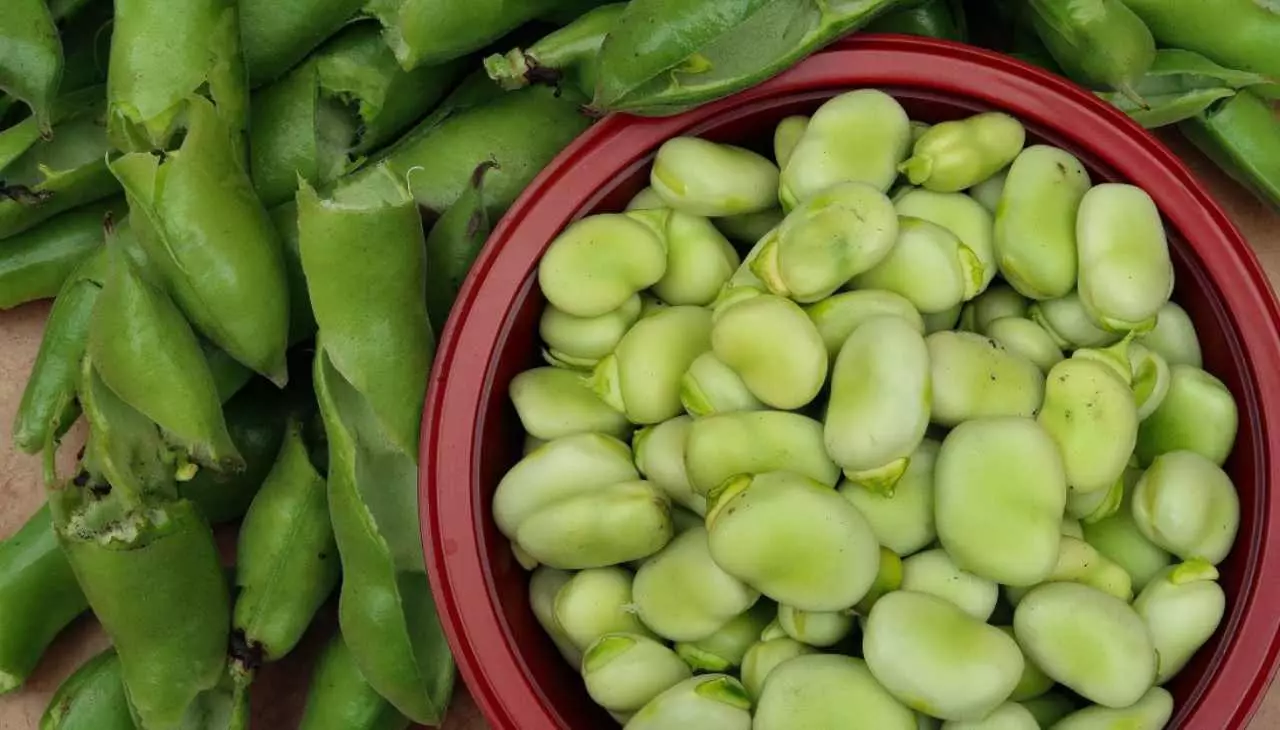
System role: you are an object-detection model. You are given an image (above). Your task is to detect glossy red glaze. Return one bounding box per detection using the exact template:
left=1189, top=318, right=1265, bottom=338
left=421, top=35, right=1280, bottom=730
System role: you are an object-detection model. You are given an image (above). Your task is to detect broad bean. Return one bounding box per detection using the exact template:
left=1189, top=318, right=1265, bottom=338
left=773, top=115, right=809, bottom=169
left=740, top=638, right=816, bottom=700
left=1134, top=561, right=1225, bottom=683
left=995, top=146, right=1090, bottom=299
left=1019, top=692, right=1078, bottom=727
left=1100, top=48, right=1272, bottom=128
left=593, top=305, right=713, bottom=424
left=923, top=303, right=964, bottom=334
left=840, top=440, right=939, bottom=556
left=807, top=289, right=925, bottom=359
left=297, top=632, right=412, bottom=730
left=529, top=567, right=582, bottom=666
left=969, top=168, right=1007, bottom=213
left=853, top=218, right=984, bottom=313
left=539, top=213, right=668, bottom=318
left=1082, top=481, right=1172, bottom=593
left=632, top=527, right=760, bottom=643
left=985, top=317, right=1064, bottom=372
left=555, top=568, right=655, bottom=652
left=927, top=330, right=1045, bottom=427
left=684, top=410, right=838, bottom=496
left=633, top=416, right=706, bottom=515
left=1135, top=364, right=1238, bottom=466
left=540, top=295, right=643, bottom=370
left=1132, top=450, right=1240, bottom=565
left=1076, top=184, right=1174, bottom=331
left=1137, top=302, right=1202, bottom=368
left=584, top=633, right=692, bottom=715
left=901, top=548, right=998, bottom=621
left=1038, top=358, right=1138, bottom=494
left=516, top=480, right=673, bottom=569
left=711, top=294, right=827, bottom=409
left=1028, top=292, right=1124, bottom=349
left=1066, top=472, right=1124, bottom=524
left=679, top=352, right=764, bottom=418
left=900, top=112, right=1026, bottom=193
left=940, top=703, right=1038, bottom=730
left=754, top=655, right=916, bottom=730
left=777, top=604, right=855, bottom=649
left=623, top=675, right=751, bottom=730
left=1004, top=536, right=1133, bottom=606
left=713, top=208, right=785, bottom=246
left=650, top=137, right=779, bottom=217
left=652, top=213, right=741, bottom=306
left=958, top=284, right=1027, bottom=333
left=239, top=0, right=363, bottom=86
left=676, top=602, right=775, bottom=671
left=1051, top=687, right=1172, bottom=730
left=511, top=367, right=631, bottom=441
left=993, top=627, right=1054, bottom=703
left=896, top=189, right=998, bottom=289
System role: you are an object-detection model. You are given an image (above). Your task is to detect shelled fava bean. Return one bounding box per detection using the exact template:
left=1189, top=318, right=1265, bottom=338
left=495, top=88, right=1242, bottom=729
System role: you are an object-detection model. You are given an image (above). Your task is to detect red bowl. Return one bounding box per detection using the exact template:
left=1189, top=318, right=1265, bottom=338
left=421, top=35, right=1280, bottom=730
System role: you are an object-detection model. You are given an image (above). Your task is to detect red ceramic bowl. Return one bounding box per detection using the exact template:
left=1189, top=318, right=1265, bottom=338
left=421, top=35, right=1280, bottom=730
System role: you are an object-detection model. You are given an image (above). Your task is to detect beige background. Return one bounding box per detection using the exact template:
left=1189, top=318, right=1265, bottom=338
left=0, top=133, right=1277, bottom=729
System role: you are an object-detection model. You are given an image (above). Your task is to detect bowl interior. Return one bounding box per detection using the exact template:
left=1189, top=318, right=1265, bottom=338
left=464, top=89, right=1263, bottom=728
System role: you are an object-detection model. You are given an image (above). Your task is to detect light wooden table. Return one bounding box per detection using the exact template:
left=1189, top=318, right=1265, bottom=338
left=0, top=132, right=1276, bottom=730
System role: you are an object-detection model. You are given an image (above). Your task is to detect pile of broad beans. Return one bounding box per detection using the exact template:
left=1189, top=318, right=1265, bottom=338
left=0, top=0, right=1269, bottom=728
left=500, top=91, right=1242, bottom=729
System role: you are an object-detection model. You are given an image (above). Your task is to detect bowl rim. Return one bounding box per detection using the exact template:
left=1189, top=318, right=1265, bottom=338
left=421, top=34, right=1280, bottom=730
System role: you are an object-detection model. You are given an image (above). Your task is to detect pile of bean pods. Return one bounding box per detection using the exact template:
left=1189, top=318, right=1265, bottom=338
left=501, top=90, right=1242, bottom=729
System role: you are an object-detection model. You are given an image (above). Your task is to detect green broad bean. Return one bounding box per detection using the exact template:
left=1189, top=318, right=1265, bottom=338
left=1117, top=0, right=1280, bottom=83
left=993, top=627, right=1054, bottom=703
left=585, top=633, right=692, bottom=715
left=777, top=604, right=855, bottom=648
left=493, top=433, right=638, bottom=538
left=511, top=367, right=631, bottom=441
left=864, top=591, right=1025, bottom=722
left=107, top=0, right=247, bottom=155
left=752, top=182, right=899, bottom=302
left=740, top=638, right=817, bottom=700
left=626, top=187, right=666, bottom=212
left=592, top=305, right=713, bottom=424
left=958, top=284, right=1027, bottom=334
left=1076, top=184, right=1174, bottom=331
left=852, top=217, right=983, bottom=314
left=1019, top=692, right=1078, bottom=727
left=1051, top=687, right=1172, bottom=730
left=484, top=3, right=627, bottom=96
left=88, top=246, right=241, bottom=470
left=711, top=294, right=827, bottom=409
left=839, top=439, right=939, bottom=556
left=713, top=208, right=785, bottom=246
left=826, top=316, right=931, bottom=491
left=1067, top=473, right=1124, bottom=524
left=39, top=649, right=135, bottom=730
left=1062, top=517, right=1085, bottom=539
left=676, top=602, right=775, bottom=671
left=1028, top=292, right=1124, bottom=349
left=555, top=568, right=656, bottom=652
left=652, top=212, right=741, bottom=306
left=985, top=317, right=1064, bottom=373
left=1134, top=561, right=1225, bottom=683
left=901, top=548, right=999, bottom=621
left=968, top=168, right=1007, bottom=213
left=1128, top=342, right=1172, bottom=419
left=1005, top=537, right=1134, bottom=606
left=633, top=416, right=706, bottom=516
left=807, top=290, right=925, bottom=359
left=680, top=352, right=765, bottom=418
left=1099, top=48, right=1272, bottom=129
left=706, top=471, right=881, bottom=612
left=1181, top=90, right=1280, bottom=212
left=1027, top=0, right=1155, bottom=103
left=773, top=115, right=809, bottom=169
left=781, top=90, right=913, bottom=206
left=590, top=0, right=902, bottom=116
left=650, top=137, right=779, bottom=217
left=994, top=145, right=1090, bottom=300
left=297, top=632, right=412, bottom=730
left=900, top=112, right=1026, bottom=193
left=366, top=0, right=567, bottom=72
left=623, top=675, right=752, bottom=730
left=1014, top=582, right=1156, bottom=708
left=0, top=199, right=122, bottom=311
left=854, top=547, right=905, bottom=616
left=0, top=0, right=61, bottom=132
left=1136, top=364, right=1238, bottom=467
left=0, top=505, right=89, bottom=694
left=540, top=295, right=643, bottom=370
left=927, top=331, right=1045, bottom=427
left=233, top=420, right=340, bottom=662
left=755, top=655, right=917, bottom=730
left=632, top=526, right=760, bottom=642
left=529, top=567, right=583, bottom=666
left=1132, top=450, right=1240, bottom=565
left=910, top=121, right=933, bottom=145
left=515, top=480, right=673, bottom=569
left=936, top=417, right=1067, bottom=586
left=940, top=703, right=1038, bottom=730
left=923, top=303, right=964, bottom=334
left=1137, top=302, right=1202, bottom=368
left=1082, top=481, right=1172, bottom=593
left=539, top=213, right=668, bottom=318
left=684, top=410, right=838, bottom=496
left=1037, top=358, right=1138, bottom=494
left=896, top=188, right=998, bottom=289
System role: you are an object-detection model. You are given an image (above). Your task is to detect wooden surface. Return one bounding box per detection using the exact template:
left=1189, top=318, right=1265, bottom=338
left=0, top=132, right=1277, bottom=729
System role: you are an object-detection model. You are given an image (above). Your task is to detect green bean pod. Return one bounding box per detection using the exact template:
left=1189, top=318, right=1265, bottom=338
left=1181, top=90, right=1280, bottom=212
left=994, top=145, right=1090, bottom=300
left=752, top=182, right=899, bottom=302
left=633, top=416, right=706, bottom=515
left=351, top=83, right=591, bottom=216
left=756, top=655, right=916, bottom=730
left=298, top=632, right=411, bottom=730
left=852, top=217, right=984, bottom=314
left=1099, top=49, right=1272, bottom=128
left=1051, top=687, right=1172, bottom=730
left=927, top=330, right=1045, bottom=427
left=901, top=548, right=998, bottom=621
left=87, top=245, right=241, bottom=470
left=540, top=295, right=643, bottom=370
left=424, top=161, right=495, bottom=334
left=901, top=112, right=1026, bottom=193
left=11, top=246, right=106, bottom=454
left=864, top=591, right=1024, bottom=722
left=591, top=0, right=905, bottom=116
left=0, top=89, right=119, bottom=240
left=896, top=189, right=998, bottom=290
left=250, top=22, right=468, bottom=208
left=826, top=316, right=931, bottom=491
left=1027, top=0, right=1156, bottom=103
left=484, top=3, right=626, bottom=95
left=0, top=0, right=61, bottom=133
left=623, top=674, right=752, bottom=730
left=685, top=410, right=838, bottom=496
left=585, top=633, right=692, bottom=715
left=1134, top=560, right=1225, bottom=683
left=234, top=420, right=339, bottom=662
left=1117, top=0, right=1280, bottom=84
left=840, top=439, right=939, bottom=556
left=781, top=90, right=913, bottom=206
left=106, top=0, right=247, bottom=156
left=0, top=505, right=89, bottom=694
left=239, top=0, right=364, bottom=87
left=0, top=198, right=122, bottom=311
left=867, top=0, right=967, bottom=40
left=368, top=0, right=567, bottom=71
left=302, top=170, right=452, bottom=724
left=40, top=649, right=135, bottom=730
left=632, top=527, right=761, bottom=643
